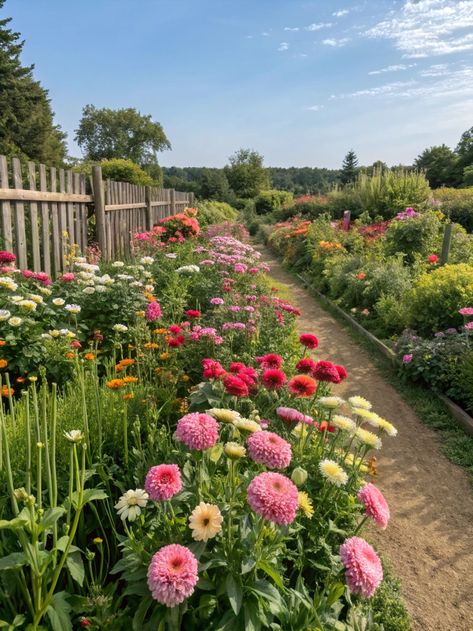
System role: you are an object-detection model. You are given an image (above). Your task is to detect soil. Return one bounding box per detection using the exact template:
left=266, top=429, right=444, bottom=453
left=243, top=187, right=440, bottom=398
left=259, top=245, right=473, bottom=631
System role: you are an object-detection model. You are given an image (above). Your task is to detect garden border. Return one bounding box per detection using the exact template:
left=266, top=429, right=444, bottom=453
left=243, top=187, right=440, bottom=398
left=295, top=271, right=473, bottom=438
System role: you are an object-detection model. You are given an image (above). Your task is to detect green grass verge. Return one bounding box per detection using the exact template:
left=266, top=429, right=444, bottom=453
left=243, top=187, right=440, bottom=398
left=371, top=559, right=412, bottom=631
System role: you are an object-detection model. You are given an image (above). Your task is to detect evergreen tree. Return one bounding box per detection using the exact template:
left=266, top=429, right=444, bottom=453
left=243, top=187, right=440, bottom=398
left=0, top=0, right=66, bottom=163
left=340, top=150, right=359, bottom=185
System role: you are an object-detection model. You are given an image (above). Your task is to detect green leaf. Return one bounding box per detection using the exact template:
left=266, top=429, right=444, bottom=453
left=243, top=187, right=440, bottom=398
left=225, top=574, right=243, bottom=616
left=46, top=592, right=72, bottom=631
left=208, top=443, right=223, bottom=463
left=0, top=552, right=27, bottom=571
left=39, top=507, right=66, bottom=532
left=71, top=488, right=108, bottom=508
left=256, top=560, right=284, bottom=589
left=196, top=576, right=214, bottom=591
left=326, top=582, right=345, bottom=607
left=243, top=602, right=261, bottom=631
left=241, top=556, right=256, bottom=574
left=66, top=551, right=85, bottom=586
left=132, top=596, right=153, bottom=631
left=251, top=580, right=282, bottom=610
left=0, top=509, right=29, bottom=531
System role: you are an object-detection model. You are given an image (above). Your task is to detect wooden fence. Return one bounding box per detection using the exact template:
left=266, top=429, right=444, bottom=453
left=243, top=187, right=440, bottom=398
left=0, top=156, right=194, bottom=275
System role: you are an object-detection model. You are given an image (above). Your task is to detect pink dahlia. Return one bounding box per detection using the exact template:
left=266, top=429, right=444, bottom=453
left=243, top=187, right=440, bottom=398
left=276, top=406, right=313, bottom=425
left=247, top=431, right=292, bottom=469
left=229, top=362, right=246, bottom=373
left=247, top=472, right=298, bottom=525
left=335, top=364, right=347, bottom=381
left=145, top=301, right=162, bottom=321
left=357, top=483, right=390, bottom=529
left=459, top=307, right=473, bottom=316
left=145, top=464, right=182, bottom=501
left=175, top=413, right=219, bottom=450
left=262, top=368, right=287, bottom=390
left=223, top=374, right=249, bottom=397
left=255, top=354, right=283, bottom=369
left=339, top=537, right=383, bottom=598
left=59, top=272, right=75, bottom=282
left=312, top=361, right=341, bottom=384
left=0, top=251, right=16, bottom=264
left=202, top=358, right=226, bottom=379
left=147, top=544, right=198, bottom=607
left=299, top=333, right=318, bottom=349
left=295, top=358, right=317, bottom=374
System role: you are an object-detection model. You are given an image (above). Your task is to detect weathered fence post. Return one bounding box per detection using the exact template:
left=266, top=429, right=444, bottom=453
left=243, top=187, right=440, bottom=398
left=170, top=188, right=176, bottom=215
left=440, top=222, right=453, bottom=266
left=145, top=185, right=152, bottom=230
left=342, top=210, right=351, bottom=231
left=92, top=166, right=107, bottom=258
left=189, top=192, right=195, bottom=206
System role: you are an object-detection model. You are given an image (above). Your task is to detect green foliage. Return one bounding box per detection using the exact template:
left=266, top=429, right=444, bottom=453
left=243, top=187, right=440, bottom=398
left=414, top=144, right=459, bottom=188
left=384, top=211, right=441, bottom=263
left=100, top=159, right=154, bottom=186
left=406, top=264, right=473, bottom=335
left=340, top=149, right=359, bottom=185
left=434, top=187, right=473, bottom=232
left=463, top=166, right=473, bottom=187
left=453, top=350, right=473, bottom=412
left=224, top=148, right=270, bottom=198
left=0, top=1, right=66, bottom=164
left=269, top=166, right=340, bottom=194
left=74, top=105, right=170, bottom=165
left=196, top=200, right=238, bottom=226
left=370, top=562, right=411, bottom=631
left=254, top=189, right=293, bottom=214
left=456, top=125, right=473, bottom=174
left=199, top=168, right=231, bottom=200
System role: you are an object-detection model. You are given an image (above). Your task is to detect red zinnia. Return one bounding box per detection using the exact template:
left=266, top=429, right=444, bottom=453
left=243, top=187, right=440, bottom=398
left=202, top=359, right=226, bottom=380
left=287, top=375, right=317, bottom=397
left=357, top=272, right=366, bottom=280
left=169, top=325, right=182, bottom=334
left=230, top=362, right=246, bottom=373
left=295, top=358, right=317, bottom=374
left=224, top=374, right=249, bottom=397
left=312, top=360, right=341, bottom=384
left=299, top=333, right=318, bottom=349
left=169, top=335, right=185, bottom=347
left=335, top=364, right=347, bottom=381
left=186, top=309, right=201, bottom=318
left=262, top=368, right=287, bottom=390
left=427, top=254, right=439, bottom=264
left=255, top=354, right=283, bottom=369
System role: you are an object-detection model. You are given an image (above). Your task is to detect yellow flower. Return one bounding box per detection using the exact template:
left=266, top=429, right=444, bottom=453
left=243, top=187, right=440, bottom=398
left=351, top=408, right=380, bottom=424
left=224, top=441, right=246, bottom=460
left=319, top=459, right=348, bottom=487
left=181, top=374, right=190, bottom=382
left=376, top=418, right=398, bottom=437
left=344, top=452, right=369, bottom=473
left=298, top=492, right=314, bottom=518
left=354, top=427, right=382, bottom=450
left=348, top=395, right=372, bottom=410
left=93, top=537, right=103, bottom=545
left=144, top=342, right=159, bottom=349
left=0, top=359, right=8, bottom=369
left=159, top=352, right=170, bottom=360
left=234, top=419, right=261, bottom=433
left=332, top=414, right=356, bottom=432
left=189, top=502, right=223, bottom=542
left=208, top=408, right=241, bottom=424
left=135, top=310, right=145, bottom=317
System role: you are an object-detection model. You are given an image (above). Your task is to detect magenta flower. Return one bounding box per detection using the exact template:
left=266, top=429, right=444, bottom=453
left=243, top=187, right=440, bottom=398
left=145, top=464, right=182, bottom=501
left=0, top=251, right=16, bottom=263
left=175, top=413, right=219, bottom=450
left=276, top=406, right=313, bottom=425
left=247, top=472, right=298, bottom=525
left=210, top=297, right=224, bottom=305
left=261, top=368, right=287, bottom=390
left=402, top=354, right=413, bottom=364
left=339, top=537, right=383, bottom=598
left=247, top=431, right=292, bottom=469
left=59, top=272, right=75, bottom=282
left=459, top=307, right=473, bottom=316
left=147, top=544, right=198, bottom=607
left=357, top=483, right=390, bottom=529
left=145, top=301, right=162, bottom=321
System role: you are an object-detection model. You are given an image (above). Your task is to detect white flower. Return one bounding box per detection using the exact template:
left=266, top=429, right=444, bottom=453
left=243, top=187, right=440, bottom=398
left=354, top=427, right=382, bottom=450
left=28, top=294, right=43, bottom=304
left=348, top=396, right=372, bottom=410
left=113, top=324, right=128, bottom=333
left=52, top=298, right=65, bottom=306
left=130, top=281, right=143, bottom=288
left=165, top=253, right=177, bottom=259
left=114, top=489, right=149, bottom=521
left=112, top=261, right=125, bottom=268
left=64, top=429, right=84, bottom=443
left=0, top=309, right=11, bottom=321
left=18, top=299, right=37, bottom=311
left=116, top=274, right=134, bottom=281
left=41, top=333, right=52, bottom=339
left=143, top=271, right=153, bottom=279
left=319, top=459, right=348, bottom=487
left=10, top=295, right=23, bottom=303
left=83, top=287, right=95, bottom=294
left=65, top=304, right=81, bottom=314
left=176, top=264, right=200, bottom=274
left=95, top=285, right=107, bottom=293
left=39, top=287, right=52, bottom=296
left=332, top=415, right=356, bottom=432
left=318, top=396, right=345, bottom=410
left=8, top=316, right=22, bottom=327
left=140, top=256, right=154, bottom=265
left=0, top=277, right=18, bottom=291
left=145, top=284, right=154, bottom=292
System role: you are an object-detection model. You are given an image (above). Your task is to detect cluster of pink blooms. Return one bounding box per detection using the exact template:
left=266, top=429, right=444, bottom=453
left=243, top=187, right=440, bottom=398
left=145, top=301, right=162, bottom=322
left=175, top=413, right=219, bottom=450
left=0, top=251, right=16, bottom=264
left=339, top=537, right=383, bottom=598
left=247, top=431, right=292, bottom=469
left=147, top=544, right=198, bottom=607
left=189, top=325, right=224, bottom=345
left=276, top=406, right=314, bottom=425
left=459, top=307, right=473, bottom=316
left=145, top=464, right=182, bottom=501
left=357, top=483, right=390, bottom=529
left=247, top=472, right=299, bottom=526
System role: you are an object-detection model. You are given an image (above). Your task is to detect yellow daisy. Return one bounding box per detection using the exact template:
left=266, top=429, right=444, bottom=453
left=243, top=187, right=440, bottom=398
left=298, top=491, right=314, bottom=518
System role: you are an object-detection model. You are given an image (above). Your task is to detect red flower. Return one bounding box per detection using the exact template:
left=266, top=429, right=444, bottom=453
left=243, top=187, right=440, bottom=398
left=185, top=309, right=201, bottom=318
left=239, top=366, right=258, bottom=384
left=80, top=619, right=91, bottom=628
left=317, top=420, right=335, bottom=433
left=357, top=272, right=366, bottom=280
left=262, top=368, right=287, bottom=390
left=230, top=362, right=246, bottom=373
left=169, top=335, right=185, bottom=347
left=295, top=358, right=317, bottom=374
left=0, top=251, right=16, bottom=263
left=427, top=254, right=439, bottom=264
left=224, top=374, right=249, bottom=397
left=312, top=360, right=341, bottom=384
left=287, top=375, right=317, bottom=397
left=256, top=353, right=283, bottom=369
left=70, top=340, right=82, bottom=349
left=335, top=364, right=347, bottom=381
left=299, top=333, right=318, bottom=349
left=202, top=359, right=226, bottom=380
left=169, top=325, right=182, bottom=334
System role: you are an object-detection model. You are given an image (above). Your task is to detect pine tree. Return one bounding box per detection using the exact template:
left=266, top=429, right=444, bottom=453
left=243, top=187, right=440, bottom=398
left=340, top=150, right=359, bottom=185
left=0, top=1, right=66, bottom=164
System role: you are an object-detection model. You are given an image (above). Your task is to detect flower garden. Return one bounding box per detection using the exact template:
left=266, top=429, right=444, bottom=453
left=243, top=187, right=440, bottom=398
left=0, top=211, right=403, bottom=630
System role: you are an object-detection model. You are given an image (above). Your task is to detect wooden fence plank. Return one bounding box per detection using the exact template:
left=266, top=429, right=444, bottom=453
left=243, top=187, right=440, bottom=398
left=50, top=167, right=61, bottom=276
left=39, top=165, right=51, bottom=276
left=66, top=169, right=75, bottom=246
left=12, top=158, right=28, bottom=269
left=58, top=169, right=67, bottom=266
left=0, top=188, right=91, bottom=203
left=27, top=162, right=41, bottom=271
left=0, top=156, right=13, bottom=253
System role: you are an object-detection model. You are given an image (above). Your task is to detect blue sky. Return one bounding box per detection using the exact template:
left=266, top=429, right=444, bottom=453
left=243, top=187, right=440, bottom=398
left=4, top=0, right=473, bottom=168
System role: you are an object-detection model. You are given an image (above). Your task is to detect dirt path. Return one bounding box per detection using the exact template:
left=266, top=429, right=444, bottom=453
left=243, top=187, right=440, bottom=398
left=259, top=245, right=473, bottom=631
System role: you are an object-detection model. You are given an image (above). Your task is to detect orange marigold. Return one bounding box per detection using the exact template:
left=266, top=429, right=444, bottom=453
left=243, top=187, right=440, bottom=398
left=123, top=393, right=135, bottom=400
left=106, top=378, right=125, bottom=389
left=0, top=359, right=8, bottom=369
left=123, top=376, right=138, bottom=384
left=159, top=352, right=170, bottom=360
left=153, top=328, right=168, bottom=335
left=0, top=340, right=6, bottom=347
left=1, top=385, right=13, bottom=397
left=65, top=352, right=75, bottom=359
left=84, top=353, right=95, bottom=361
left=16, top=376, right=26, bottom=384
left=119, top=358, right=135, bottom=367
left=144, top=342, right=159, bottom=349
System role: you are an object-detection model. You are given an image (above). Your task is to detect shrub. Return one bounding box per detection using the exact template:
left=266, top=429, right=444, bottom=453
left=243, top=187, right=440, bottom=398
left=276, top=196, right=330, bottom=221
left=433, top=187, right=473, bottom=232
left=254, top=189, right=293, bottom=214
left=406, top=263, right=473, bottom=335
left=384, top=211, right=441, bottom=263
left=196, top=200, right=238, bottom=226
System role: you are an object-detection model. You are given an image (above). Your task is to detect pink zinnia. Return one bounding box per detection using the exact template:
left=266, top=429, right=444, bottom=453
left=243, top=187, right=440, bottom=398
left=276, top=406, right=313, bottom=425
left=295, top=358, right=316, bottom=374
left=223, top=374, right=249, bottom=397
left=312, top=361, right=341, bottom=384
left=357, top=483, right=390, bottom=529
left=186, top=309, right=201, bottom=318
left=459, top=307, right=473, bottom=316
left=59, top=272, right=75, bottom=282
left=175, top=413, right=219, bottom=450
left=335, top=364, right=347, bottom=381
left=299, top=333, right=318, bottom=349
left=147, top=544, right=198, bottom=607
left=247, top=431, right=292, bottom=469
left=145, top=301, right=162, bottom=321
left=339, top=537, right=383, bottom=598
left=0, top=251, right=16, bottom=263
left=229, top=362, right=246, bottom=373
left=262, top=368, right=287, bottom=390
left=202, top=358, right=226, bottom=380
left=255, top=354, right=283, bottom=369
left=247, top=472, right=298, bottom=525
left=145, top=464, right=182, bottom=501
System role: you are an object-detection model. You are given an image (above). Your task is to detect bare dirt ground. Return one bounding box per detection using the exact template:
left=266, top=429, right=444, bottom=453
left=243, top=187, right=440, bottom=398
left=259, top=245, right=473, bottom=631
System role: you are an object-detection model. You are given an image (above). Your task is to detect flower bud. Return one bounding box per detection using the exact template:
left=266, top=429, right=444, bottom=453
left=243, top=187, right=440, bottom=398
left=224, top=442, right=246, bottom=460
left=291, top=467, right=308, bottom=487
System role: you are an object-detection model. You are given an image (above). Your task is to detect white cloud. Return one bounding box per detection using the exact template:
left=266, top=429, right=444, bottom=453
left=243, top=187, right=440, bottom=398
left=366, top=0, right=473, bottom=58
left=307, top=104, right=324, bottom=111
left=368, top=63, right=416, bottom=75
left=284, top=27, right=300, bottom=31
left=419, top=63, right=449, bottom=76
left=333, top=9, right=349, bottom=17
left=306, top=22, right=332, bottom=31
left=322, top=38, right=350, bottom=47
left=278, top=42, right=289, bottom=51
left=245, top=35, right=254, bottom=39
left=261, top=31, right=270, bottom=37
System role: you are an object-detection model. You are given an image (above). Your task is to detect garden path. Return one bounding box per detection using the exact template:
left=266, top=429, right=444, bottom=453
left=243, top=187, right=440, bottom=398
left=258, top=244, right=473, bottom=631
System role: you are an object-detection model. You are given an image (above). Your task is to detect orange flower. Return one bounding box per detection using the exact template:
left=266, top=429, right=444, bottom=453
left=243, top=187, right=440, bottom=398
left=144, top=292, right=156, bottom=303
left=0, top=340, right=6, bottom=347
left=123, top=376, right=138, bottom=384
left=153, top=328, right=167, bottom=335
left=159, top=352, right=170, bottom=360
left=154, top=367, right=162, bottom=374
left=181, top=374, right=190, bottom=382
left=115, top=364, right=123, bottom=372
left=119, top=358, right=135, bottom=367
left=357, top=272, right=366, bottom=280
left=144, top=342, right=159, bottom=349
left=1, top=385, right=13, bottom=397
left=106, top=379, right=125, bottom=389
left=65, top=352, right=75, bottom=359
left=123, top=393, right=135, bottom=400
left=84, top=353, right=95, bottom=361
left=16, top=376, right=26, bottom=384
left=128, top=344, right=135, bottom=350
left=0, top=359, right=8, bottom=369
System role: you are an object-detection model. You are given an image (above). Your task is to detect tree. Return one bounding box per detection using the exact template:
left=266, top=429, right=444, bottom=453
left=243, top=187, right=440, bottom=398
left=199, top=169, right=230, bottom=200
left=414, top=144, right=459, bottom=188
left=456, top=126, right=473, bottom=175
left=0, top=0, right=66, bottom=163
left=340, top=150, right=359, bottom=185
left=224, top=149, right=269, bottom=198
left=463, top=165, right=473, bottom=187
left=74, top=105, right=170, bottom=165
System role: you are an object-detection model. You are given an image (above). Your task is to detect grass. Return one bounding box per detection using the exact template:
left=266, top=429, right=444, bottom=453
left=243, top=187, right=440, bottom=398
left=371, top=559, right=412, bottom=631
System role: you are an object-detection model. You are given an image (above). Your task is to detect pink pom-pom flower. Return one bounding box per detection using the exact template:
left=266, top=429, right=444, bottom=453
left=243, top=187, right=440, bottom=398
left=145, top=301, right=162, bottom=321
left=145, top=464, right=182, bottom=501
left=357, top=483, right=390, bottom=529
left=339, top=536, right=383, bottom=598
left=0, top=251, right=16, bottom=264
left=175, top=413, right=219, bottom=450
left=147, top=544, right=198, bottom=607
left=247, top=431, right=292, bottom=469
left=247, top=472, right=298, bottom=525
left=261, top=368, right=287, bottom=390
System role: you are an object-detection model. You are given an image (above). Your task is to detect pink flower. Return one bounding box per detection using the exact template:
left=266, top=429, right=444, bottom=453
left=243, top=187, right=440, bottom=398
left=21, top=269, right=34, bottom=279
left=33, top=271, right=52, bottom=286
left=261, top=368, right=287, bottom=390
left=357, top=483, right=390, bottom=529
left=175, top=413, right=219, bottom=450
left=145, top=464, right=182, bottom=501
left=147, top=544, right=198, bottom=607
left=427, top=254, right=439, bottom=264
left=59, top=272, right=75, bottom=282
left=295, top=358, right=316, bottom=374
left=312, top=361, right=341, bottom=384
left=202, top=359, right=226, bottom=380
left=0, top=251, right=16, bottom=263
left=299, top=333, right=318, bottom=349
left=210, top=297, right=224, bottom=305
left=335, top=364, right=347, bottom=381
left=459, top=307, right=473, bottom=316
left=276, top=406, right=313, bottom=425
left=145, top=301, right=162, bottom=321
left=402, top=354, right=413, bottom=364
left=339, top=537, right=383, bottom=598
left=223, top=374, right=249, bottom=397
left=247, top=472, right=298, bottom=525
left=247, top=431, right=292, bottom=469
left=465, top=322, right=473, bottom=330
left=255, top=354, right=283, bottom=369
